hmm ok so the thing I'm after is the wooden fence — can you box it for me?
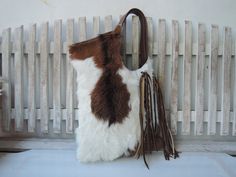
[0,15,236,139]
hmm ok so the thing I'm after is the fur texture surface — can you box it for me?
[70,32,131,125]
[90,34,130,125]
[91,70,131,125]
[71,57,153,162]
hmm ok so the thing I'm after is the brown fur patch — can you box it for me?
[91,71,130,125]
[69,31,131,125]
[69,31,123,69]
[69,38,101,60]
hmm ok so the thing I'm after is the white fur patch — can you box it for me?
[71,58,153,162]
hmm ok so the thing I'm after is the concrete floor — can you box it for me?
[0,150,236,177]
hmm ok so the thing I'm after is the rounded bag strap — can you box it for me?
[114,8,148,68]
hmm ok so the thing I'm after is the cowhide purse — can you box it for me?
[69,8,178,168]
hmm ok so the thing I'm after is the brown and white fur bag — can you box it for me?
[69,8,178,166]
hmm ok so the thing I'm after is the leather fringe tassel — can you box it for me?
[135,72,179,169]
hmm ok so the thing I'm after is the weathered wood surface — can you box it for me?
[2,28,11,131]
[208,25,219,135]
[14,26,24,131]
[40,22,49,133]
[65,19,74,134]
[0,16,235,141]
[196,24,206,135]
[28,24,36,132]
[182,21,192,135]
[157,19,166,94]
[170,20,179,135]
[221,27,232,136]
[53,20,62,133]
[132,16,140,69]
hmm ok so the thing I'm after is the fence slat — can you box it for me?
[157,19,166,93]
[208,25,219,135]
[234,38,236,136]
[2,28,11,131]
[28,24,36,132]
[132,16,140,69]
[53,20,62,133]
[93,16,100,37]
[170,20,179,135]
[1,16,236,138]
[120,15,127,65]
[105,15,112,32]
[196,24,206,135]
[66,19,74,133]
[40,22,49,133]
[79,17,87,42]
[221,27,232,136]
[182,21,192,135]
[14,26,24,131]
[147,17,153,57]
[75,17,87,111]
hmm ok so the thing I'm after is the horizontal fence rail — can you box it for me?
[0,16,236,139]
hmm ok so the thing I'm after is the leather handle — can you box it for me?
[115,8,148,67]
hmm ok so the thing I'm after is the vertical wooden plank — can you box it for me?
[157,19,166,95]
[132,16,140,69]
[75,17,87,114]
[53,20,62,133]
[66,19,74,133]
[14,26,24,131]
[146,17,153,57]
[182,21,192,135]
[40,22,49,133]
[28,24,36,132]
[79,17,87,42]
[221,27,232,136]
[196,24,206,135]
[234,34,236,136]
[120,15,127,65]
[93,16,100,37]
[170,20,179,135]
[208,25,219,135]
[2,28,11,131]
[104,15,112,32]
